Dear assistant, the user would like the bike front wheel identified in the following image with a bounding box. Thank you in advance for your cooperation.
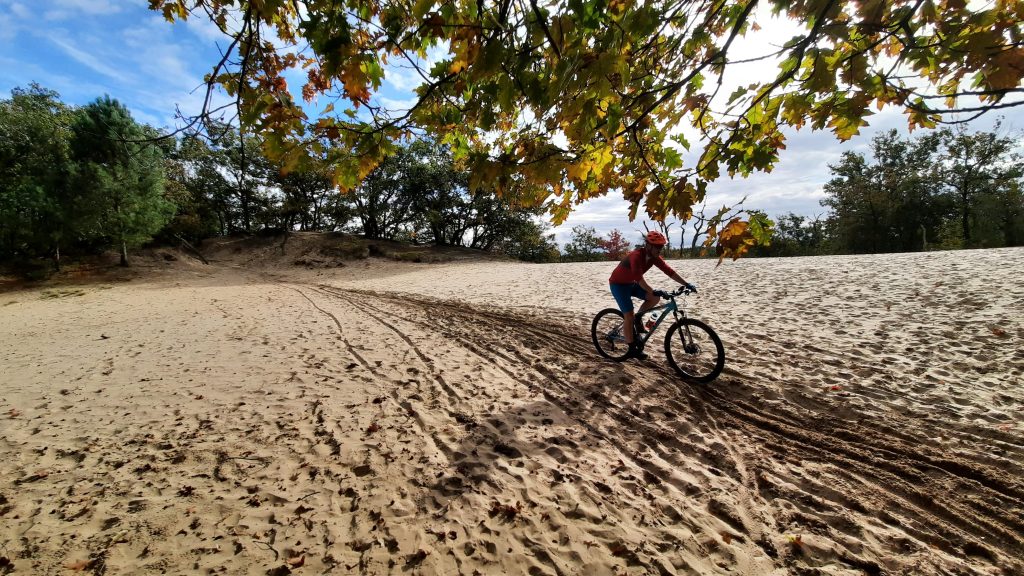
[664,318,725,383]
[591,308,632,361]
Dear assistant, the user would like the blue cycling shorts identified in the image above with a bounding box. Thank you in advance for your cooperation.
[609,282,647,314]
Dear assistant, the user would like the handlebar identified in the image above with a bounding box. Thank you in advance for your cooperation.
[654,284,696,299]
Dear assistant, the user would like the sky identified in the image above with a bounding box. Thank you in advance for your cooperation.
[2,0,1021,247]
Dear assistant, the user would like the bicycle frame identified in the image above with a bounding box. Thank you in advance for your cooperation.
[637,294,686,346]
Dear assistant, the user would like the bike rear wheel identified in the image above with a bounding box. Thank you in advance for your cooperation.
[591,308,632,361]
[664,318,725,383]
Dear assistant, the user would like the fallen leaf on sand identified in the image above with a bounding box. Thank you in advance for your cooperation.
[7,409,20,418]
[489,500,522,519]
[65,559,90,570]
[287,554,305,567]
[989,326,1007,337]
[366,422,380,434]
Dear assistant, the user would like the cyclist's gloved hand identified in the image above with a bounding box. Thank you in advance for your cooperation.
[683,281,698,293]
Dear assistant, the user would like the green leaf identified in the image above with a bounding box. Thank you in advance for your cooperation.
[727,86,748,105]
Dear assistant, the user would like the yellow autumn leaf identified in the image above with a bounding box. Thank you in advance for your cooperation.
[566,159,592,182]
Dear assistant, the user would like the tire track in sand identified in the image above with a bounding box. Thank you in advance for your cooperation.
[320,284,1024,575]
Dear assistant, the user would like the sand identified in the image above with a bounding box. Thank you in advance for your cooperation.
[1,245,1022,575]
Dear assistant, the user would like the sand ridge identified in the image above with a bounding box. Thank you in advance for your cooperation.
[1,247,1022,574]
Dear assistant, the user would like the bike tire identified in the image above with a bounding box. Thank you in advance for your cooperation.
[591,308,633,362]
[664,318,725,383]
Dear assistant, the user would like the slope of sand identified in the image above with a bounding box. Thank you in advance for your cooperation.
[1,247,1022,575]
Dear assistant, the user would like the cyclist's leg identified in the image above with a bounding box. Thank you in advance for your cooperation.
[609,283,637,344]
[629,283,653,335]
[621,284,650,360]
[634,285,662,319]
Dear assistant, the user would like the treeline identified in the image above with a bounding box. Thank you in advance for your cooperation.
[164,127,559,261]
[559,126,1023,262]
[0,86,171,270]
[0,84,560,274]
[759,127,1023,257]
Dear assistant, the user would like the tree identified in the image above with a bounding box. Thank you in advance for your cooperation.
[933,125,1023,247]
[820,126,1022,253]
[405,140,473,245]
[754,212,826,256]
[273,162,346,232]
[562,225,605,262]
[992,180,1024,247]
[162,135,234,240]
[683,197,749,252]
[597,229,631,261]
[457,192,551,252]
[490,218,561,263]
[821,130,944,253]
[350,143,420,240]
[0,84,76,267]
[150,0,1021,258]
[70,96,174,265]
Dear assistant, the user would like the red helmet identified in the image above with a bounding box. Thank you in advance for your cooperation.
[645,231,668,246]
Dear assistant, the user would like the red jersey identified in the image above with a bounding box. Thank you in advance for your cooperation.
[608,247,676,284]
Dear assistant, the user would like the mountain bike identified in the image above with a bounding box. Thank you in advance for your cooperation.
[591,285,725,383]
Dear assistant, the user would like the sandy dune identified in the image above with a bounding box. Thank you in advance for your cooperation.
[1,247,1022,575]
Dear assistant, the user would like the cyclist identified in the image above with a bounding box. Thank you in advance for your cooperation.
[608,231,695,360]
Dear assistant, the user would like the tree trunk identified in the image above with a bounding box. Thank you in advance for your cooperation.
[54,244,61,272]
[118,204,129,266]
[961,191,971,245]
[242,194,251,233]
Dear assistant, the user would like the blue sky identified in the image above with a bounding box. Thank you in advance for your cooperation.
[3,0,1021,247]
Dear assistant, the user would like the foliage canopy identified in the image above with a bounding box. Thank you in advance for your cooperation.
[150,0,1023,257]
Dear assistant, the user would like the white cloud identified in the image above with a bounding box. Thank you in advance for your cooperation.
[183,12,233,43]
[384,63,427,92]
[377,95,418,113]
[121,17,199,92]
[0,14,15,43]
[48,34,133,84]
[384,43,448,92]
[45,0,126,18]
[9,2,29,19]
